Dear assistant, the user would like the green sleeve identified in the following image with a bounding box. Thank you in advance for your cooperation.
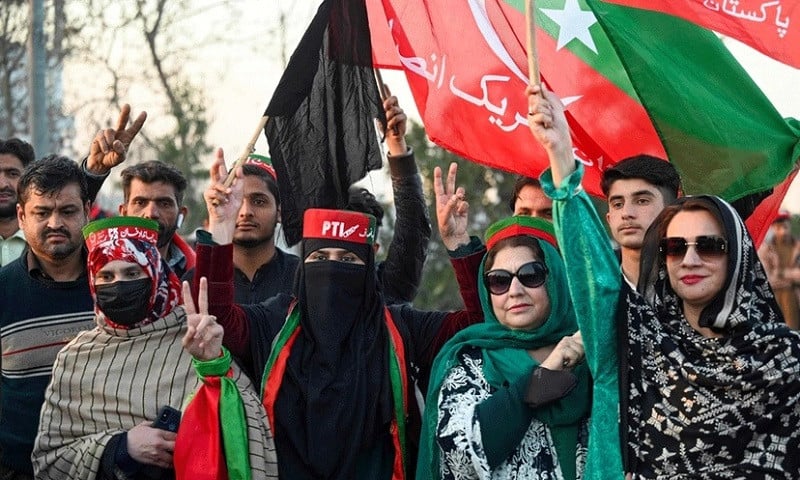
[541,163,625,480]
[477,372,535,469]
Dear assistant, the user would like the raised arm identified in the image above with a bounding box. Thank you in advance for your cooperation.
[194,149,251,360]
[403,163,484,376]
[526,84,624,479]
[433,161,483,312]
[377,87,432,304]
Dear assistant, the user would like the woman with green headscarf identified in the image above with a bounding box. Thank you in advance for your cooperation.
[417,216,591,479]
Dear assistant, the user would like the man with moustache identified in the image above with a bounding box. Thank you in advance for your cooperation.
[0,105,145,479]
[0,138,111,267]
[79,106,193,278]
[228,154,299,303]
[0,156,97,479]
[117,161,195,279]
[0,139,35,267]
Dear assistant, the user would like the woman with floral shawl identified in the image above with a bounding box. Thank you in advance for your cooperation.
[527,83,800,479]
[418,216,591,479]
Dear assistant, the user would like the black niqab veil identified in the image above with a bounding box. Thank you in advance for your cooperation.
[274,238,392,479]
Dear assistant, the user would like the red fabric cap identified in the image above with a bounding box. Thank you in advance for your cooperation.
[303,208,377,245]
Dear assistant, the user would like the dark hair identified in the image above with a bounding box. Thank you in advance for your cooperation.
[347,187,384,227]
[484,235,545,271]
[17,155,89,206]
[120,161,188,205]
[0,138,35,167]
[508,176,542,212]
[242,164,280,207]
[600,155,681,204]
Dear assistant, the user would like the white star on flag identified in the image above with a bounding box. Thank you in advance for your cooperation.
[541,0,599,54]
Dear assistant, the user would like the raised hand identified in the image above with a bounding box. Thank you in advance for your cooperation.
[203,148,243,244]
[525,84,574,186]
[87,104,147,175]
[525,84,570,153]
[434,162,470,251]
[382,85,408,156]
[181,278,222,361]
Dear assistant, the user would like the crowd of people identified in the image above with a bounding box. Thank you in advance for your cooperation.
[0,83,798,480]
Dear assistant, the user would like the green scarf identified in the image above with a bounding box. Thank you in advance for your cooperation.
[417,217,591,479]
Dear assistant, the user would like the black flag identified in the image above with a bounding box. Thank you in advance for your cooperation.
[265,0,386,246]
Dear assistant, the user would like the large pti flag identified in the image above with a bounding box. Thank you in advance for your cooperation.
[265,0,386,246]
[369,0,800,236]
[602,0,800,68]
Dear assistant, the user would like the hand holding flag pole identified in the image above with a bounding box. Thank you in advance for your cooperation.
[211,115,270,207]
[373,68,399,136]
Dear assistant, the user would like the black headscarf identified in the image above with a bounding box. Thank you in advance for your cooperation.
[626,195,800,476]
[273,234,392,479]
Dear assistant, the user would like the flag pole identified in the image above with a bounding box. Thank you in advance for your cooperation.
[223,115,270,188]
[526,0,540,86]
[373,67,398,135]
[373,68,389,100]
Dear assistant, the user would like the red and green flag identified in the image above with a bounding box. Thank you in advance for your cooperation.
[369,0,800,241]
[602,0,800,68]
[174,350,251,480]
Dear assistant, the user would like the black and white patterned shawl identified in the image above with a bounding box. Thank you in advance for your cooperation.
[624,195,800,478]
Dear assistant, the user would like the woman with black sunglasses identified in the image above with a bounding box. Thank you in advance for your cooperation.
[527,83,800,478]
[417,215,590,480]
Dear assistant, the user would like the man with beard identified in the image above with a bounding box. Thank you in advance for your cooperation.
[0,139,35,267]
[0,156,97,479]
[229,154,298,303]
[182,154,296,304]
[118,161,195,279]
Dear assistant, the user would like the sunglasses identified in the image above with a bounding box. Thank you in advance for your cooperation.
[484,261,549,295]
[659,236,728,258]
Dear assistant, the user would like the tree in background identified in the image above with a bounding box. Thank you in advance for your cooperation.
[63,0,232,231]
[0,0,77,155]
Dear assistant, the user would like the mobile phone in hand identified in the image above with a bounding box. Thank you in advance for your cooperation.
[151,405,182,433]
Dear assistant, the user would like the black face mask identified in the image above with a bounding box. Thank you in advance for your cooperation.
[95,278,152,327]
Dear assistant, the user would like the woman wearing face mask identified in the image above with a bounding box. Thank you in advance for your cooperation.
[417,216,589,480]
[191,152,486,479]
[528,84,800,478]
[33,217,278,479]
